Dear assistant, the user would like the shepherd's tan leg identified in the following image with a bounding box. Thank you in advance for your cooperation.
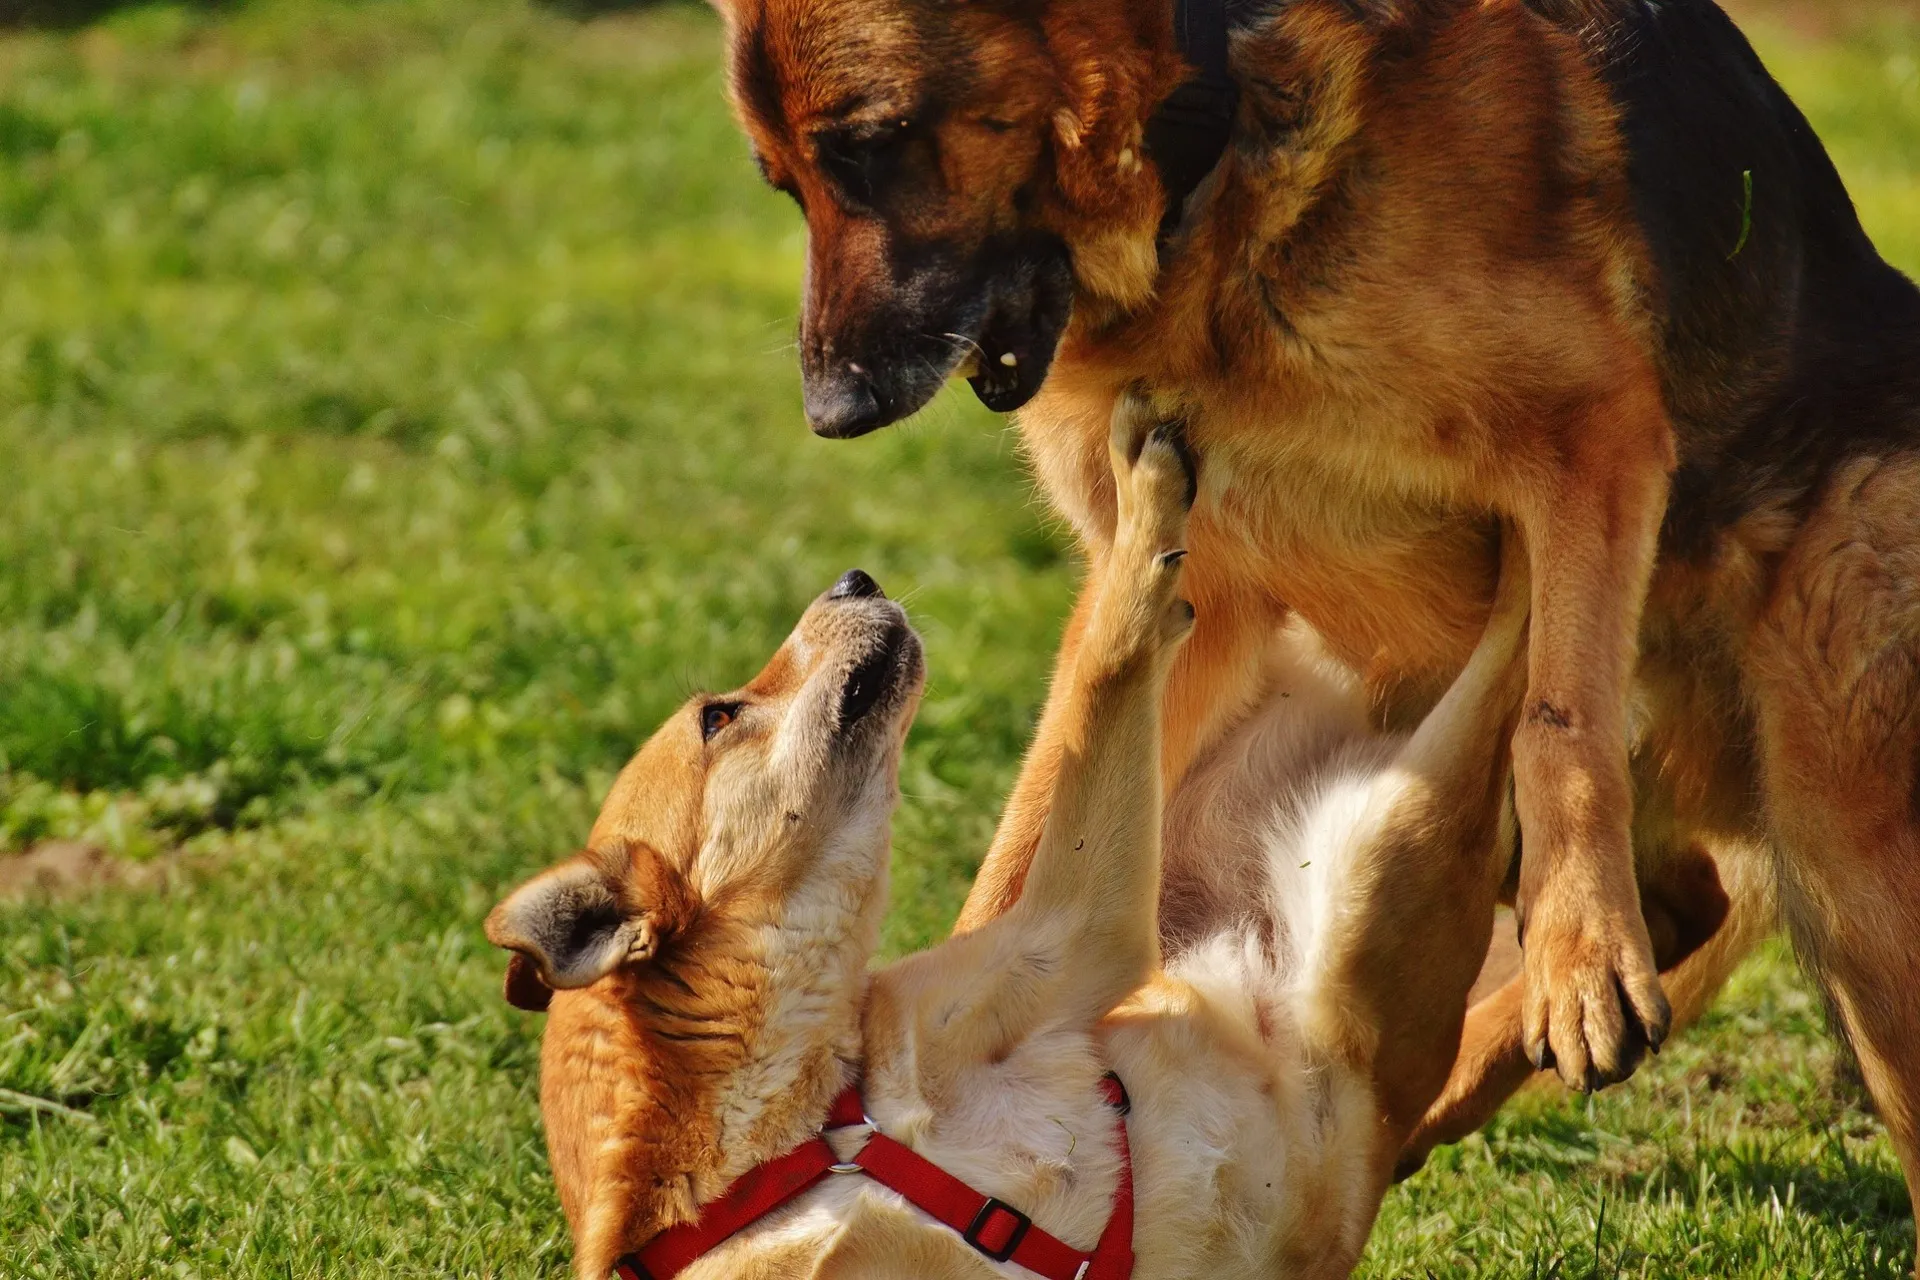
[1749,456,1920,1262]
[1503,379,1676,1093]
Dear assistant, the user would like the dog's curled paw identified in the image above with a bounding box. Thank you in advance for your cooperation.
[1518,905,1668,1092]
[1108,394,1195,548]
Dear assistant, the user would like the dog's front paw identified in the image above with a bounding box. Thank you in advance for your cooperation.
[1518,892,1668,1092]
[1110,393,1196,554]
[1104,394,1196,650]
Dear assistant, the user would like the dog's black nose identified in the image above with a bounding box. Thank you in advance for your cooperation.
[829,569,884,601]
[804,370,885,439]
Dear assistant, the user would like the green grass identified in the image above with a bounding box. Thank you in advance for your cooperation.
[0,1,1915,1275]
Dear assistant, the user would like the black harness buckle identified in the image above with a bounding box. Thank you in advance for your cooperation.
[963,1198,1033,1263]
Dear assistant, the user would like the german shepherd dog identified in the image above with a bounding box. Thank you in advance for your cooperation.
[714,0,1920,1238]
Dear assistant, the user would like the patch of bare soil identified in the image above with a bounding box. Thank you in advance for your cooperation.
[0,840,175,900]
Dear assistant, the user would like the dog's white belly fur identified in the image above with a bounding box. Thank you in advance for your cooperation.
[1107,662,1402,1278]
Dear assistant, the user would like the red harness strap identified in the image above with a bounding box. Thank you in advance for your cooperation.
[618,1076,1135,1280]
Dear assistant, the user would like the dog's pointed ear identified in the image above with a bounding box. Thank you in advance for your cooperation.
[484,845,681,997]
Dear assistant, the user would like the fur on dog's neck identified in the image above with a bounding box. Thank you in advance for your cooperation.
[567,836,889,1278]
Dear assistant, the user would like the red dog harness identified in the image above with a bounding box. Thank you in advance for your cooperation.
[616,1075,1135,1280]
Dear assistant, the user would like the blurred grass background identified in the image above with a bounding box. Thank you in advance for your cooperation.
[0,0,1916,1275]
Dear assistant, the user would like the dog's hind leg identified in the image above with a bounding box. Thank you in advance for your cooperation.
[1292,526,1533,1166]
[1748,455,1920,1258]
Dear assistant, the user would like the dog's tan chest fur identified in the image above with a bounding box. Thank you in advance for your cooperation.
[1102,972,1372,1279]
[1034,380,1502,691]
[1011,0,1681,701]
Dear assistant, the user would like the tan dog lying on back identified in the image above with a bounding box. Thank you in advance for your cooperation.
[487,401,1532,1279]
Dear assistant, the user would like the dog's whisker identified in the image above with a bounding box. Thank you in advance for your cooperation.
[929,332,985,379]
[938,331,986,361]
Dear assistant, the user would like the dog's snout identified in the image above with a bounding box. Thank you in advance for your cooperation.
[829,569,884,601]
[804,367,885,439]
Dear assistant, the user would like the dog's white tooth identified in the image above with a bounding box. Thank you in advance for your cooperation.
[999,352,1019,368]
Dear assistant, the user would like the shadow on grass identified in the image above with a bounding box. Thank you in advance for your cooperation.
[1697,1145,1911,1233]
[1488,1104,1912,1237]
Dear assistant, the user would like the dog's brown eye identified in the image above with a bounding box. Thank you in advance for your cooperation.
[701,703,740,740]
[815,121,914,207]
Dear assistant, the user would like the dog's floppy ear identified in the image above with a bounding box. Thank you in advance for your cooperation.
[502,953,554,1013]
[484,844,688,999]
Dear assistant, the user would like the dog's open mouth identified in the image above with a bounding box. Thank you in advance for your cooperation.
[838,625,909,732]
[960,338,1033,411]
[954,239,1075,414]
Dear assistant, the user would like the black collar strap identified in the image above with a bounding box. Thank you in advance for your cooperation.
[1143,0,1240,239]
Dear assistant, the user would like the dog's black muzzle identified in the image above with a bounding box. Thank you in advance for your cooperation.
[802,235,1073,437]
